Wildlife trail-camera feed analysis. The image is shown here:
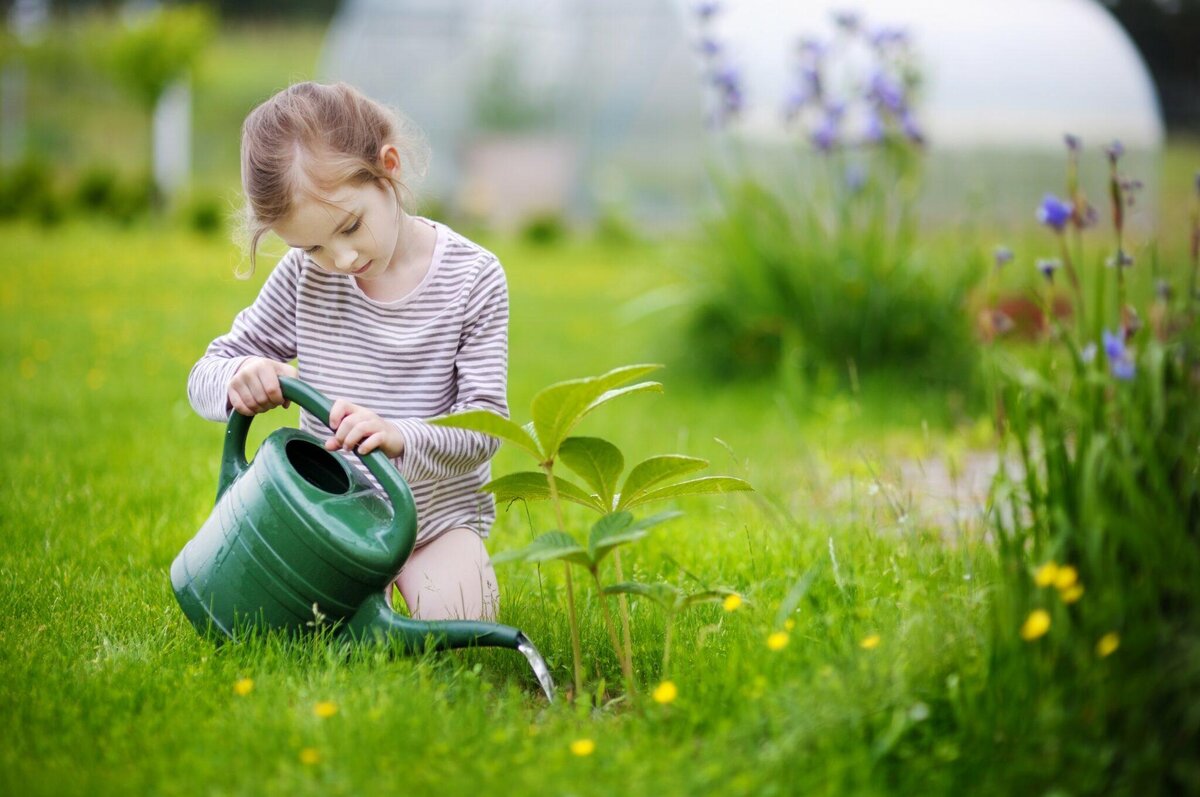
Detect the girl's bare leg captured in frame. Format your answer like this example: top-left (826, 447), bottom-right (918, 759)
top-left (390, 527), bottom-right (499, 621)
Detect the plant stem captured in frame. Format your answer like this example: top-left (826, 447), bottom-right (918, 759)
top-left (592, 571), bottom-right (635, 694)
top-left (611, 549), bottom-right (635, 684)
top-left (662, 614), bottom-right (675, 679)
top-left (542, 464), bottom-right (583, 699)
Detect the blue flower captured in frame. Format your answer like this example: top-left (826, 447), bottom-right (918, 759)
top-left (1037, 258), bottom-right (1060, 282)
top-left (1102, 329), bottom-right (1125, 360)
top-left (1036, 194), bottom-right (1072, 232)
top-left (1104, 140), bottom-right (1125, 163)
top-left (812, 114), bottom-right (839, 152)
top-left (1064, 133), bottom-right (1081, 152)
top-left (869, 71), bottom-right (905, 113)
top-left (695, 1), bottom-right (720, 21)
top-left (868, 26), bottom-right (908, 48)
top-left (899, 110), bottom-right (924, 145)
top-left (832, 10), bottom-right (860, 31)
top-left (862, 107), bottom-right (885, 143)
top-left (697, 37), bottom-right (721, 58)
top-left (994, 246), bottom-right (1013, 269)
top-left (1102, 329), bottom-right (1136, 380)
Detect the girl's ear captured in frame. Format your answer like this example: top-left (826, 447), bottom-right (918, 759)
top-left (379, 144), bottom-right (401, 176)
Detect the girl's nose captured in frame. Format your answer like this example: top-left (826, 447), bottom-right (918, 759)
top-left (333, 245), bottom-right (358, 272)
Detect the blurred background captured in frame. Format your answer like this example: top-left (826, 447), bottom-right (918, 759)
top-left (0, 0), bottom-right (1196, 235)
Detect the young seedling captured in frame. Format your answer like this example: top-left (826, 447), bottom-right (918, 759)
top-left (432, 364), bottom-right (753, 697)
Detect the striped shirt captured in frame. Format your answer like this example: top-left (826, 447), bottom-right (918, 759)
top-left (187, 218), bottom-right (508, 546)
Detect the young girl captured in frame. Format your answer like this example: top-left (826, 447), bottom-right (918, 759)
top-left (187, 81), bottom-right (506, 622)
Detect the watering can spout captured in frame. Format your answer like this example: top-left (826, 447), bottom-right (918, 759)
top-left (344, 594), bottom-right (555, 701)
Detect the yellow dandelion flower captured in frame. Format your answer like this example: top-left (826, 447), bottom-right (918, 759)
top-left (767, 631), bottom-right (790, 651)
top-left (722, 594), bottom-right (743, 612)
top-left (314, 701), bottom-right (338, 718)
top-left (1053, 566), bottom-right (1078, 591)
top-left (1060, 584), bottom-right (1084, 604)
top-left (784, 618), bottom-right (796, 631)
top-left (860, 634), bottom-right (881, 650)
top-left (1020, 609), bottom-right (1051, 641)
top-left (1096, 632), bottom-right (1120, 658)
top-left (233, 678), bottom-right (254, 696)
top-left (299, 747), bottom-right (320, 765)
top-left (652, 680), bottom-right (678, 704)
top-left (569, 738), bottom-right (595, 757)
top-left (1034, 562), bottom-right (1060, 587)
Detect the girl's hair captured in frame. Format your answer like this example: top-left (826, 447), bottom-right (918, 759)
top-left (237, 81), bottom-right (430, 273)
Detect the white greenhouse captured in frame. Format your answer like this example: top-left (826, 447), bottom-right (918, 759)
top-left (319, 0), bottom-right (1164, 229)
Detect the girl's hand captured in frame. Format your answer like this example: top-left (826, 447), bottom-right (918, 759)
top-left (229, 357), bottom-right (299, 415)
top-left (326, 400), bottom-right (405, 458)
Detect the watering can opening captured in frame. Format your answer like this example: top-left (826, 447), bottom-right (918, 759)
top-left (285, 438), bottom-right (352, 495)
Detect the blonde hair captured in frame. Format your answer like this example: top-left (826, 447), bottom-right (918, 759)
top-left (237, 81), bottom-right (430, 274)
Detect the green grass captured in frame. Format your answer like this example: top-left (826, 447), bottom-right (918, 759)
top-left (0, 219), bottom-right (1021, 796)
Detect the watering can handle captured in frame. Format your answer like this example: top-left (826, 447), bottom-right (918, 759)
top-left (216, 376), bottom-right (417, 562)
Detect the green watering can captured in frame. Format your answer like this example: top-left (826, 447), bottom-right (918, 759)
top-left (171, 376), bottom-right (554, 700)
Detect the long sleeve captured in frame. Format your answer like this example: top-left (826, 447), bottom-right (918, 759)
top-left (391, 256), bottom-right (508, 483)
top-left (187, 251), bottom-right (301, 421)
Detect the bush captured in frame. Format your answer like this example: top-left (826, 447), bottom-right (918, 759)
top-left (520, 211), bottom-right (568, 246)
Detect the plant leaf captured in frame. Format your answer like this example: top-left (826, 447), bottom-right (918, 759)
top-left (497, 531), bottom-right (590, 568)
top-left (530, 364), bottom-right (662, 461)
top-left (579, 382), bottom-right (664, 424)
top-left (617, 455), bottom-right (709, 510)
top-left (620, 476), bottom-right (754, 511)
top-left (481, 472), bottom-right (605, 513)
top-left (587, 510), bottom-right (682, 563)
top-left (559, 436), bottom-right (624, 511)
top-left (429, 410), bottom-right (542, 460)
top-left (602, 580), bottom-right (681, 609)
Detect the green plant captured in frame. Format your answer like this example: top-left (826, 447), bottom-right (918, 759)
top-left (985, 144), bottom-right (1200, 791)
top-left (683, 8), bottom-right (977, 385)
top-left (432, 364), bottom-right (752, 698)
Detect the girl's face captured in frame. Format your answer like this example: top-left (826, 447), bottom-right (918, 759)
top-left (272, 149), bottom-right (404, 281)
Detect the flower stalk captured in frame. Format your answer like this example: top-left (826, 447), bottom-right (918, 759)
top-left (542, 462), bottom-right (583, 699)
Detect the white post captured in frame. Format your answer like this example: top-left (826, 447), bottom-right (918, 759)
top-left (152, 74), bottom-right (192, 200)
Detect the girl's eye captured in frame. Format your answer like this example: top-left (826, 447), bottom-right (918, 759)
top-left (343, 219), bottom-right (362, 235)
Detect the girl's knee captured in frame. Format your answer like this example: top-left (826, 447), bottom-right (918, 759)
top-left (392, 527), bottom-right (499, 621)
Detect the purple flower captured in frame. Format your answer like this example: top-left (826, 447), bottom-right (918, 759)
top-left (695, 2), bottom-right (720, 21)
top-left (697, 37), bottom-right (721, 58)
top-left (869, 70), bottom-right (905, 113)
top-left (994, 246), bottom-right (1013, 269)
top-left (712, 65), bottom-right (740, 91)
top-left (783, 86), bottom-right (809, 122)
top-left (862, 106), bottom-right (885, 143)
top-left (899, 110), bottom-right (924, 145)
top-left (832, 10), bottom-right (860, 32)
top-left (797, 36), bottom-right (827, 58)
top-left (812, 114), bottom-right (840, 152)
top-left (1104, 140), bottom-right (1125, 163)
top-left (1102, 329), bottom-right (1125, 360)
top-left (1037, 258), bottom-right (1060, 282)
top-left (868, 26), bottom-right (908, 48)
top-left (1064, 133), bottom-right (1081, 152)
top-left (1036, 194), bottom-right (1072, 232)
top-left (1112, 358), bottom-right (1136, 381)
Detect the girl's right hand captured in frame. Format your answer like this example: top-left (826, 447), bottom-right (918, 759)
top-left (228, 357), bottom-right (299, 416)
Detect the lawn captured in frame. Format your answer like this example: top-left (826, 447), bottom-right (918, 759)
top-left (0, 218), bottom-right (1013, 796)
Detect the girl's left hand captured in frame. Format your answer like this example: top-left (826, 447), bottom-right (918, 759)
top-left (325, 400), bottom-right (405, 458)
